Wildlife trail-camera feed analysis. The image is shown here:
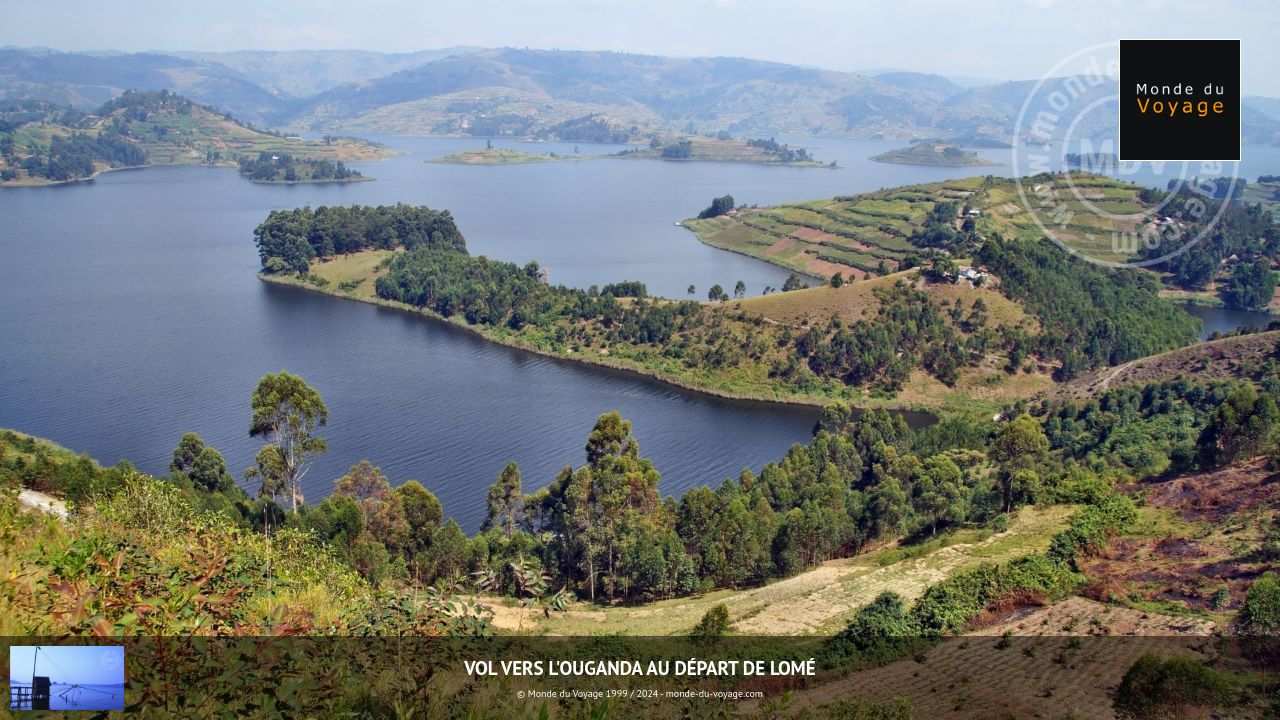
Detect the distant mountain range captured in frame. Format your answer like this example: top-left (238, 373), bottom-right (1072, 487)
top-left (2, 46), bottom-right (1278, 147)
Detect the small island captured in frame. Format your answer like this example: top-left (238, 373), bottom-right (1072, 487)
top-left (871, 142), bottom-right (998, 167)
top-left (426, 135), bottom-right (836, 168)
top-left (1063, 152), bottom-right (1119, 170)
top-left (618, 135), bottom-right (834, 167)
top-left (237, 152), bottom-right (371, 183)
top-left (426, 146), bottom-right (569, 165)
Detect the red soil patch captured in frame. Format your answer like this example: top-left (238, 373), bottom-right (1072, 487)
top-left (1083, 458), bottom-right (1280, 612)
top-left (763, 237), bottom-right (798, 256)
top-left (789, 226), bottom-right (836, 244)
top-left (800, 251), bottom-right (867, 279)
top-left (1137, 457), bottom-right (1280, 522)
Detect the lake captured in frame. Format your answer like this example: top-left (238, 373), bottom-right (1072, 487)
top-left (1179, 302), bottom-right (1278, 340)
top-left (1, 136), bottom-right (1275, 529)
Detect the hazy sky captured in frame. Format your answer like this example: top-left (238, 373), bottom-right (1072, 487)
top-left (5, 0), bottom-right (1278, 94)
top-left (10, 646), bottom-right (124, 685)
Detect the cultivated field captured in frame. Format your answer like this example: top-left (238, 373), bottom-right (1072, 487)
top-left (684, 175), bottom-right (1151, 277)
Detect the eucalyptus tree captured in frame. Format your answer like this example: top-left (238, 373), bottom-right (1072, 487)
top-left (246, 371), bottom-right (328, 512)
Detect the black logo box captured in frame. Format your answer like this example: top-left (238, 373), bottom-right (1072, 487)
top-left (1119, 39), bottom-right (1240, 162)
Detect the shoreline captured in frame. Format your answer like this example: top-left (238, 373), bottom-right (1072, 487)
top-left (678, 220), bottom-right (826, 282)
top-left (258, 271), bottom-right (938, 418)
top-left (245, 174), bottom-right (376, 185)
top-left (0, 162), bottom-right (151, 188)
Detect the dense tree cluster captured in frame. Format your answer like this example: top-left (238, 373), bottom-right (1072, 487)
top-left (238, 151), bottom-right (361, 183)
top-left (698, 194), bottom-right (735, 219)
top-left (660, 139), bottom-right (693, 158)
top-left (978, 236), bottom-right (1202, 379)
top-left (797, 282), bottom-right (975, 389)
top-left (745, 137), bottom-right (813, 162)
top-left (1137, 189), bottom-right (1280, 308)
top-left (539, 114), bottom-right (634, 144)
top-left (94, 89), bottom-right (204, 120)
top-left (376, 247), bottom-right (695, 342)
top-left (14, 130), bottom-right (147, 181)
top-left (254, 204), bottom-right (467, 273)
top-left (1023, 377), bottom-right (1280, 480)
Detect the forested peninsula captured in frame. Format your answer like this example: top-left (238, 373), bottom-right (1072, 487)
top-left (253, 190), bottom-right (1203, 414)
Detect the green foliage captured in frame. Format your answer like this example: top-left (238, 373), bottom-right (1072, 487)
top-left (168, 432), bottom-right (234, 493)
top-left (1114, 654), bottom-right (1234, 720)
top-left (660, 139), bottom-right (692, 158)
top-left (990, 414), bottom-right (1048, 511)
top-left (698, 194), bottom-right (735, 219)
top-left (1138, 194), bottom-right (1279, 291)
top-left (248, 371), bottom-right (329, 512)
top-left (825, 592), bottom-right (918, 663)
top-left (9, 129), bottom-right (147, 181)
top-left (0, 472), bottom-right (485, 636)
top-left (1029, 379), bottom-right (1246, 478)
top-left (909, 553), bottom-right (1080, 636)
top-left (483, 461), bottom-right (524, 537)
top-left (254, 204), bottom-right (465, 273)
top-left (800, 281), bottom-right (972, 390)
top-left (0, 430), bottom-right (130, 504)
top-left (238, 151), bottom-right (361, 183)
top-left (689, 603), bottom-right (731, 644)
top-left (376, 246), bottom-right (700, 345)
top-left (534, 412), bottom-right (664, 602)
top-left (1223, 258), bottom-right (1277, 310)
top-left (978, 236), bottom-right (1201, 379)
top-left (1237, 571), bottom-right (1280, 636)
top-left (1046, 494), bottom-right (1137, 568)
top-left (745, 137), bottom-right (813, 163)
top-left (1197, 383), bottom-right (1280, 467)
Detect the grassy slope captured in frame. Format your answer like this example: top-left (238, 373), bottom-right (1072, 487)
top-left (491, 505), bottom-right (1075, 636)
top-left (1052, 329), bottom-right (1280, 402)
top-left (738, 268), bottom-right (1055, 412)
top-left (1242, 179), bottom-right (1280, 221)
top-left (0, 429), bottom-right (86, 467)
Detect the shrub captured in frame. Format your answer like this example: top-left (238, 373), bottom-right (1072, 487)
top-left (690, 603), bottom-right (731, 644)
top-left (1114, 654), bottom-right (1233, 719)
top-left (1047, 494), bottom-right (1137, 568)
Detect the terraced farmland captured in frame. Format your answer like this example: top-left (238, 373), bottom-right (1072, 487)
top-left (683, 174), bottom-right (1153, 277)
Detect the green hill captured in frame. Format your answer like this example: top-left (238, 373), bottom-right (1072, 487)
top-left (0, 90), bottom-right (391, 186)
top-left (871, 142), bottom-right (998, 166)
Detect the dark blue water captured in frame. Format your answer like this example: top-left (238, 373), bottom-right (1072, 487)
top-left (8, 682), bottom-right (124, 711)
top-left (1180, 302), bottom-right (1278, 339)
top-left (1, 136), bottom-right (1273, 529)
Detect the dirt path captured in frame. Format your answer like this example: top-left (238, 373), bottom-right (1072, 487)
top-left (1093, 359), bottom-right (1135, 393)
top-left (18, 489), bottom-right (68, 519)
top-left (526, 506), bottom-right (1072, 636)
